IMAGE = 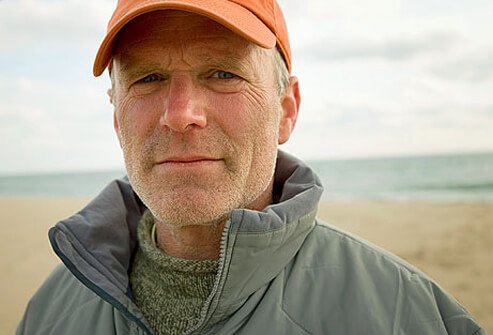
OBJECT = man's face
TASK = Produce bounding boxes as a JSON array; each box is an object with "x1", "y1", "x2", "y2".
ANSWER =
[{"x1": 111, "y1": 10, "x2": 298, "y2": 227}]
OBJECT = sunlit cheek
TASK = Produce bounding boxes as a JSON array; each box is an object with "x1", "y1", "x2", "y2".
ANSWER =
[
  {"x1": 210, "y1": 94, "x2": 252, "y2": 136},
  {"x1": 118, "y1": 94, "x2": 163, "y2": 143},
  {"x1": 241, "y1": 91, "x2": 281, "y2": 133},
  {"x1": 214, "y1": 92, "x2": 281, "y2": 163}
]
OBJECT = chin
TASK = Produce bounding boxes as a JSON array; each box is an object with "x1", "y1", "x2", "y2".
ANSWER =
[
  {"x1": 150, "y1": 202, "x2": 232, "y2": 227},
  {"x1": 141, "y1": 188, "x2": 235, "y2": 227}
]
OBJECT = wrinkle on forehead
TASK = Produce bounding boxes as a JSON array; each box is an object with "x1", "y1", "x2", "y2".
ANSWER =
[
  {"x1": 112, "y1": 10, "x2": 275, "y2": 81},
  {"x1": 116, "y1": 32, "x2": 263, "y2": 63}
]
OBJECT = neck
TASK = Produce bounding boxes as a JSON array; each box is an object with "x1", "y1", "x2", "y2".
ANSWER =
[
  {"x1": 155, "y1": 182, "x2": 274, "y2": 260},
  {"x1": 156, "y1": 222, "x2": 225, "y2": 260}
]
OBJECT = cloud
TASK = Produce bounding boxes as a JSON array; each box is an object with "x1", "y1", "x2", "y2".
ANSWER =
[
  {"x1": 0, "y1": 76, "x2": 121, "y2": 174},
  {"x1": 430, "y1": 49, "x2": 493, "y2": 82},
  {"x1": 298, "y1": 31, "x2": 460, "y2": 62},
  {"x1": 1, "y1": 0, "x2": 492, "y2": 173},
  {"x1": 0, "y1": 0, "x2": 114, "y2": 50},
  {"x1": 282, "y1": 0, "x2": 400, "y2": 20},
  {"x1": 285, "y1": 99, "x2": 493, "y2": 160}
]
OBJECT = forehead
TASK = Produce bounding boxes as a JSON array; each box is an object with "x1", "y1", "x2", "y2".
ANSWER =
[{"x1": 113, "y1": 10, "x2": 258, "y2": 60}]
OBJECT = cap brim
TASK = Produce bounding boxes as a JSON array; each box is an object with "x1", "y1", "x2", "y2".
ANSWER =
[{"x1": 93, "y1": 0, "x2": 277, "y2": 76}]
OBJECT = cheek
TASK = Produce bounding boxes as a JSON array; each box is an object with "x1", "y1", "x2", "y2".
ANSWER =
[
  {"x1": 215, "y1": 90, "x2": 281, "y2": 141},
  {"x1": 116, "y1": 95, "x2": 162, "y2": 143}
]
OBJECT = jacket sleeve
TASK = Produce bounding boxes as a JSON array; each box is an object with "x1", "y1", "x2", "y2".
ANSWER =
[
  {"x1": 16, "y1": 311, "x2": 28, "y2": 335},
  {"x1": 16, "y1": 298, "x2": 39, "y2": 333},
  {"x1": 398, "y1": 268, "x2": 485, "y2": 335},
  {"x1": 16, "y1": 265, "x2": 104, "y2": 335},
  {"x1": 16, "y1": 265, "x2": 69, "y2": 335}
]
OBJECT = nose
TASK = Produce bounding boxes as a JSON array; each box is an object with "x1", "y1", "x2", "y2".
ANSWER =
[{"x1": 159, "y1": 76, "x2": 207, "y2": 132}]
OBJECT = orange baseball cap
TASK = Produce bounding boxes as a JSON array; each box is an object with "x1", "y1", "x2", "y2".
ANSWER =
[{"x1": 93, "y1": 0, "x2": 292, "y2": 77}]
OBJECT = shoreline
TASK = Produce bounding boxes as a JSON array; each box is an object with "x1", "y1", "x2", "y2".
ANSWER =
[{"x1": 1, "y1": 198, "x2": 491, "y2": 333}]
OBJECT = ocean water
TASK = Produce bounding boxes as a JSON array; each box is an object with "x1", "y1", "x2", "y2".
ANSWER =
[
  {"x1": 1, "y1": 152, "x2": 492, "y2": 201},
  {"x1": 310, "y1": 152, "x2": 493, "y2": 201},
  {"x1": 0, "y1": 171, "x2": 126, "y2": 197}
]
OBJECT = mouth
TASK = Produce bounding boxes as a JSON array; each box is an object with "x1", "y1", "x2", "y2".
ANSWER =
[{"x1": 155, "y1": 156, "x2": 223, "y2": 169}]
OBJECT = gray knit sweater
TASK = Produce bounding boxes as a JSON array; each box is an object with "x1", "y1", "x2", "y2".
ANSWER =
[{"x1": 130, "y1": 210, "x2": 219, "y2": 335}]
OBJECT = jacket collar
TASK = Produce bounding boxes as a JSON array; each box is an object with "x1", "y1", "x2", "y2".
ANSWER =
[
  {"x1": 207, "y1": 151, "x2": 324, "y2": 323},
  {"x1": 49, "y1": 150, "x2": 323, "y2": 328}
]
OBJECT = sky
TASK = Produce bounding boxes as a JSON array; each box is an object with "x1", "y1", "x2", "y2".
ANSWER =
[{"x1": 1, "y1": 0, "x2": 493, "y2": 174}]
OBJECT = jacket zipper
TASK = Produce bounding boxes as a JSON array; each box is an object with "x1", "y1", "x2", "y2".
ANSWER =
[{"x1": 185, "y1": 219, "x2": 232, "y2": 335}]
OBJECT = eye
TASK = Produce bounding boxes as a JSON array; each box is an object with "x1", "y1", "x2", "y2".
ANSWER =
[
  {"x1": 140, "y1": 74, "x2": 161, "y2": 83},
  {"x1": 211, "y1": 71, "x2": 235, "y2": 79}
]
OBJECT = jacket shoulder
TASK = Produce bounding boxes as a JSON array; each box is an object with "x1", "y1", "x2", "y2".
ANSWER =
[
  {"x1": 280, "y1": 218, "x2": 483, "y2": 334},
  {"x1": 17, "y1": 264, "x2": 130, "y2": 335}
]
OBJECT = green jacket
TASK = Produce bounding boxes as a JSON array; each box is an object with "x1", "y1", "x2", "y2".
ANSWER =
[{"x1": 18, "y1": 151, "x2": 484, "y2": 334}]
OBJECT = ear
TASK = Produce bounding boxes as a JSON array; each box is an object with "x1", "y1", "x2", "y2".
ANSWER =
[
  {"x1": 113, "y1": 111, "x2": 122, "y2": 148},
  {"x1": 278, "y1": 76, "x2": 301, "y2": 145},
  {"x1": 107, "y1": 88, "x2": 113, "y2": 105},
  {"x1": 109, "y1": 88, "x2": 123, "y2": 147}
]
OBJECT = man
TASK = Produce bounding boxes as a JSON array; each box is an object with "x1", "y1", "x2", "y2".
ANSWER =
[{"x1": 18, "y1": 0, "x2": 483, "y2": 334}]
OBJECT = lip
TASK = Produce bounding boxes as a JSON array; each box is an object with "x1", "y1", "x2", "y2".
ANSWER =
[
  {"x1": 158, "y1": 156, "x2": 221, "y2": 164},
  {"x1": 154, "y1": 156, "x2": 223, "y2": 171}
]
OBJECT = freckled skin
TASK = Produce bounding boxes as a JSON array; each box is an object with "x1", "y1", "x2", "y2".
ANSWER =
[{"x1": 110, "y1": 10, "x2": 299, "y2": 258}]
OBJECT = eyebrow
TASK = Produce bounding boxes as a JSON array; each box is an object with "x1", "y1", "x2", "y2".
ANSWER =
[
  {"x1": 200, "y1": 54, "x2": 253, "y2": 73},
  {"x1": 119, "y1": 61, "x2": 164, "y2": 80},
  {"x1": 118, "y1": 53, "x2": 255, "y2": 81}
]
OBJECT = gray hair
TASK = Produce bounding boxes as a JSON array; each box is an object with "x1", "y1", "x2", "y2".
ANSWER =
[
  {"x1": 110, "y1": 47, "x2": 290, "y2": 105},
  {"x1": 274, "y1": 47, "x2": 290, "y2": 97}
]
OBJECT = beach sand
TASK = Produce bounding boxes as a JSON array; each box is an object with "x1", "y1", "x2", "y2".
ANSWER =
[{"x1": 1, "y1": 198, "x2": 491, "y2": 334}]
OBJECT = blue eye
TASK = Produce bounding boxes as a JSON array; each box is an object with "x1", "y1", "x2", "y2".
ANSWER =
[
  {"x1": 141, "y1": 74, "x2": 160, "y2": 83},
  {"x1": 213, "y1": 71, "x2": 235, "y2": 79}
]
